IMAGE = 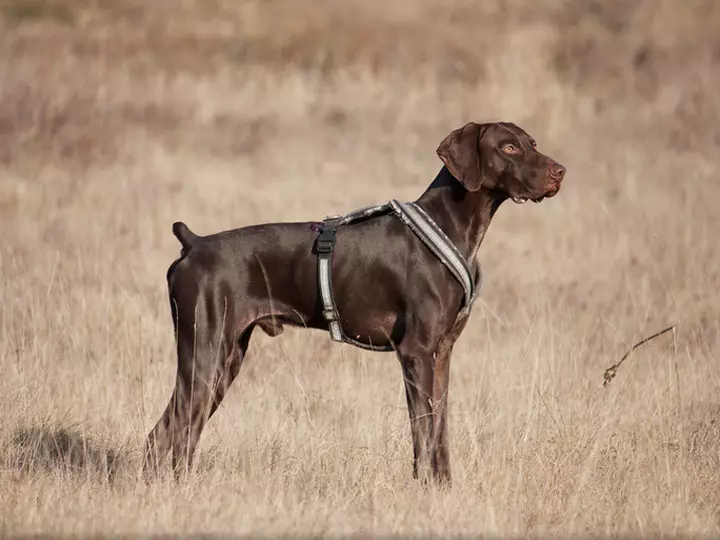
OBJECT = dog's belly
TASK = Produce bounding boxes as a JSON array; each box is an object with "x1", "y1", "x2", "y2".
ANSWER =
[{"x1": 334, "y1": 309, "x2": 402, "y2": 347}]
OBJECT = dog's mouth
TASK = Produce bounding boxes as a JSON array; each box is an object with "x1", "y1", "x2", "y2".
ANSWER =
[
  {"x1": 511, "y1": 185, "x2": 560, "y2": 205},
  {"x1": 511, "y1": 196, "x2": 533, "y2": 204},
  {"x1": 511, "y1": 195, "x2": 546, "y2": 205}
]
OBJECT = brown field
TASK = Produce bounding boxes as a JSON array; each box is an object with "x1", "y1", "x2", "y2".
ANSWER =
[{"x1": 1, "y1": 0, "x2": 719, "y2": 536}]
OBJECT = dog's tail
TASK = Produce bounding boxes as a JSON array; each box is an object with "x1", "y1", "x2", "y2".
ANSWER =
[{"x1": 172, "y1": 222, "x2": 200, "y2": 251}]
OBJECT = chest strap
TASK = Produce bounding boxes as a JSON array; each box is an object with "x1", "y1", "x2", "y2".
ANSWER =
[{"x1": 389, "y1": 200, "x2": 476, "y2": 312}]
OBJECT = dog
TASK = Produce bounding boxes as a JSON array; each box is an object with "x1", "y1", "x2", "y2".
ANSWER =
[{"x1": 143, "y1": 121, "x2": 566, "y2": 486}]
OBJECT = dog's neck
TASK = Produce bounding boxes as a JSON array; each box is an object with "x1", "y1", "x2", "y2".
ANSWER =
[{"x1": 414, "y1": 166, "x2": 506, "y2": 263}]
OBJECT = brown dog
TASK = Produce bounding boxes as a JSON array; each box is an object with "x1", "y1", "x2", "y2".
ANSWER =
[{"x1": 143, "y1": 121, "x2": 566, "y2": 485}]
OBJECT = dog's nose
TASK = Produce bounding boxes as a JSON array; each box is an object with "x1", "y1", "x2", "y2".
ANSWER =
[{"x1": 549, "y1": 163, "x2": 566, "y2": 181}]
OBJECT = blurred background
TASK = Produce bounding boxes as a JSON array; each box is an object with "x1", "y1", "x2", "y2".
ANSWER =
[{"x1": 1, "y1": 0, "x2": 719, "y2": 536}]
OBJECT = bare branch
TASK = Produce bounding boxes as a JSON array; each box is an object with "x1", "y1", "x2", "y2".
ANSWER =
[{"x1": 602, "y1": 325, "x2": 676, "y2": 387}]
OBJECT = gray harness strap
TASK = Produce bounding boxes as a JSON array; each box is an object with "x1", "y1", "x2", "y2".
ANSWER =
[
  {"x1": 389, "y1": 200, "x2": 475, "y2": 312},
  {"x1": 315, "y1": 216, "x2": 343, "y2": 342},
  {"x1": 314, "y1": 200, "x2": 479, "y2": 350}
]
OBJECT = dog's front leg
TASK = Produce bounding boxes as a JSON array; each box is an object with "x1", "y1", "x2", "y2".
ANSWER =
[
  {"x1": 430, "y1": 318, "x2": 468, "y2": 487},
  {"x1": 430, "y1": 349, "x2": 452, "y2": 487},
  {"x1": 398, "y1": 350, "x2": 435, "y2": 485}
]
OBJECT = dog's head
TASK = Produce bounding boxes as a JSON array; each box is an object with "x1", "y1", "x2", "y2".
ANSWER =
[{"x1": 436, "y1": 122, "x2": 566, "y2": 204}]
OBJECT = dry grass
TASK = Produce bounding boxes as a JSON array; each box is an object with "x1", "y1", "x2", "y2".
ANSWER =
[{"x1": 1, "y1": 0, "x2": 719, "y2": 536}]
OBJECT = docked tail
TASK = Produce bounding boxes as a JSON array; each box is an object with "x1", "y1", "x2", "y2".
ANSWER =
[{"x1": 172, "y1": 222, "x2": 200, "y2": 251}]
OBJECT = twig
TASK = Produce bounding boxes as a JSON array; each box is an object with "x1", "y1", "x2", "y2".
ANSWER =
[{"x1": 602, "y1": 325, "x2": 676, "y2": 387}]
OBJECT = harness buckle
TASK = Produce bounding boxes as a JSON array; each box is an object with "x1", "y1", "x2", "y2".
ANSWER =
[
  {"x1": 316, "y1": 237, "x2": 335, "y2": 254},
  {"x1": 322, "y1": 308, "x2": 338, "y2": 322},
  {"x1": 316, "y1": 218, "x2": 339, "y2": 254}
]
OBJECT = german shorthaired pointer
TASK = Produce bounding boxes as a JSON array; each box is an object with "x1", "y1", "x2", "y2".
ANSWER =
[{"x1": 143, "y1": 121, "x2": 566, "y2": 486}]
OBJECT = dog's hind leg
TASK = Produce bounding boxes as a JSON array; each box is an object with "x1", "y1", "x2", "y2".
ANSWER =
[
  {"x1": 144, "y1": 328, "x2": 252, "y2": 480},
  {"x1": 169, "y1": 294, "x2": 252, "y2": 478},
  {"x1": 206, "y1": 325, "x2": 254, "y2": 420},
  {"x1": 144, "y1": 286, "x2": 254, "y2": 479}
]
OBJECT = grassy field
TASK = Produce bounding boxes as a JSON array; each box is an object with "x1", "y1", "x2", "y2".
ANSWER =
[{"x1": 1, "y1": 0, "x2": 719, "y2": 536}]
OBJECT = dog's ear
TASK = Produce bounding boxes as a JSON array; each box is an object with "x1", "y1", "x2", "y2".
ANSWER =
[{"x1": 436, "y1": 122, "x2": 488, "y2": 192}]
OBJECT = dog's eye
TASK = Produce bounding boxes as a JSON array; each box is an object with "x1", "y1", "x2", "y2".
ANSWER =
[{"x1": 502, "y1": 144, "x2": 519, "y2": 154}]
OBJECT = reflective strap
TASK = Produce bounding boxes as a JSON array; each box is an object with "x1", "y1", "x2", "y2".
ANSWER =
[
  {"x1": 318, "y1": 253, "x2": 343, "y2": 342},
  {"x1": 316, "y1": 218, "x2": 344, "y2": 342},
  {"x1": 337, "y1": 202, "x2": 392, "y2": 226},
  {"x1": 389, "y1": 199, "x2": 475, "y2": 310}
]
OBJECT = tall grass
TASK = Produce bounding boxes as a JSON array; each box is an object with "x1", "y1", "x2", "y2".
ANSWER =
[{"x1": 1, "y1": 0, "x2": 719, "y2": 536}]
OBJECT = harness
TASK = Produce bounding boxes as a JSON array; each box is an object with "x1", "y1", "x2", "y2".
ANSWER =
[{"x1": 314, "y1": 200, "x2": 481, "y2": 352}]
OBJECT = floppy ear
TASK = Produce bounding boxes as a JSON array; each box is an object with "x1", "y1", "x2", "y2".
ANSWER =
[{"x1": 436, "y1": 122, "x2": 487, "y2": 191}]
